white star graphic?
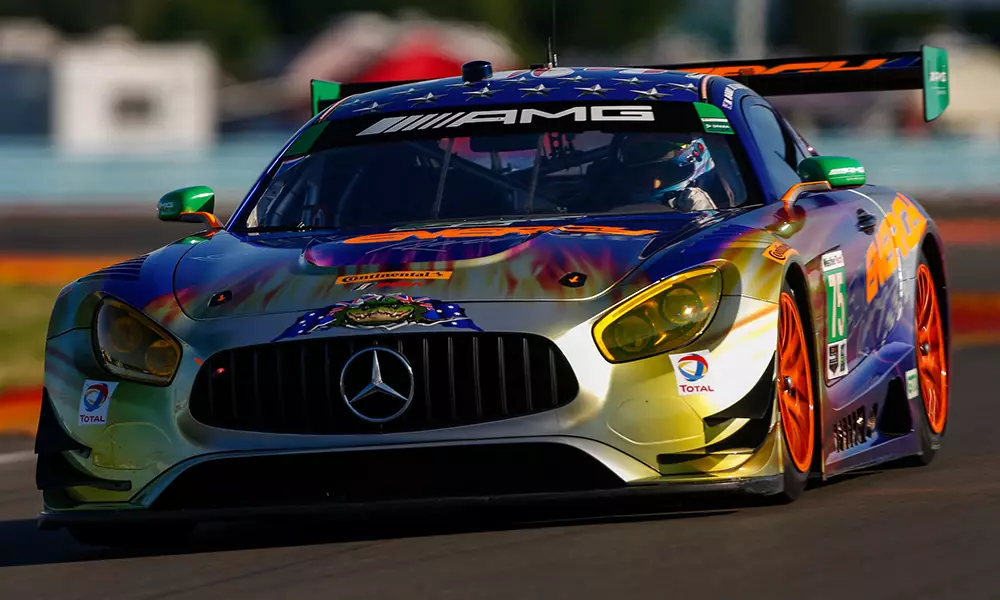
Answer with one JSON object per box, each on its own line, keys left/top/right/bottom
{"left": 559, "top": 75, "right": 591, "bottom": 83}
{"left": 353, "top": 101, "right": 384, "bottom": 113}
{"left": 575, "top": 84, "right": 610, "bottom": 96}
{"left": 663, "top": 82, "right": 698, "bottom": 93}
{"left": 632, "top": 87, "right": 669, "bottom": 99}
{"left": 391, "top": 87, "right": 420, "bottom": 96}
{"left": 519, "top": 84, "right": 552, "bottom": 96}
{"left": 500, "top": 76, "right": 531, "bottom": 84}
{"left": 613, "top": 76, "right": 645, "bottom": 85}
{"left": 464, "top": 85, "right": 498, "bottom": 99}
{"left": 446, "top": 80, "right": 479, "bottom": 88}
{"left": 410, "top": 92, "right": 444, "bottom": 104}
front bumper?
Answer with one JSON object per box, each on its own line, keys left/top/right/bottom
{"left": 39, "top": 476, "right": 785, "bottom": 530}
{"left": 39, "top": 434, "right": 786, "bottom": 530}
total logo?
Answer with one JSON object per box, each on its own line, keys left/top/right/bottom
{"left": 78, "top": 380, "right": 118, "bottom": 426}
{"left": 668, "top": 350, "right": 715, "bottom": 396}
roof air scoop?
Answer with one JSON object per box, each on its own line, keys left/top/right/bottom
{"left": 461, "top": 60, "right": 493, "bottom": 83}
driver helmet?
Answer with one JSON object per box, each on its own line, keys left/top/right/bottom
{"left": 616, "top": 135, "right": 716, "bottom": 204}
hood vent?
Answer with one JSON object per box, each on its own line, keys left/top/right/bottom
{"left": 79, "top": 254, "right": 148, "bottom": 282}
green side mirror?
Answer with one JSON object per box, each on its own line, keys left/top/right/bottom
{"left": 798, "top": 156, "right": 866, "bottom": 188}
{"left": 157, "top": 186, "right": 222, "bottom": 229}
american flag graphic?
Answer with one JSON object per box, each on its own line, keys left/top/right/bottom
{"left": 276, "top": 293, "right": 481, "bottom": 340}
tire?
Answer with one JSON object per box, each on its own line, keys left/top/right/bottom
{"left": 773, "top": 281, "right": 818, "bottom": 503}
{"left": 67, "top": 522, "right": 195, "bottom": 549}
{"left": 907, "top": 253, "right": 949, "bottom": 466}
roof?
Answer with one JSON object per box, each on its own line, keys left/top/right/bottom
{"left": 323, "top": 67, "right": 721, "bottom": 120}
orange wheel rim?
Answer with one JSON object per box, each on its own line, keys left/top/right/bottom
{"left": 915, "top": 264, "right": 948, "bottom": 434}
{"left": 777, "top": 292, "right": 815, "bottom": 473}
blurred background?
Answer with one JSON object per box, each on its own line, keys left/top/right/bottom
{"left": 2, "top": 0, "right": 1000, "bottom": 430}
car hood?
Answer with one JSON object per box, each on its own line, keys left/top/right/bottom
{"left": 172, "top": 213, "right": 730, "bottom": 320}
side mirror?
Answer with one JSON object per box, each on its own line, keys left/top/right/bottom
{"left": 157, "top": 186, "right": 223, "bottom": 229}
{"left": 780, "top": 156, "right": 866, "bottom": 211}
{"left": 797, "top": 156, "right": 866, "bottom": 188}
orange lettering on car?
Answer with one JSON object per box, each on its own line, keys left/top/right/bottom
{"left": 863, "top": 194, "right": 929, "bottom": 302}
{"left": 765, "top": 62, "right": 830, "bottom": 74}
{"left": 892, "top": 194, "right": 926, "bottom": 253}
{"left": 440, "top": 226, "right": 554, "bottom": 238}
{"left": 713, "top": 65, "right": 769, "bottom": 77}
{"left": 342, "top": 231, "right": 414, "bottom": 244}
{"left": 819, "top": 59, "right": 887, "bottom": 72}
{"left": 676, "top": 59, "right": 886, "bottom": 77}
{"left": 344, "top": 225, "right": 658, "bottom": 244}
{"left": 560, "top": 225, "right": 658, "bottom": 236}
{"left": 884, "top": 210, "right": 908, "bottom": 259}
{"left": 865, "top": 244, "right": 880, "bottom": 303}
{"left": 875, "top": 219, "right": 899, "bottom": 286}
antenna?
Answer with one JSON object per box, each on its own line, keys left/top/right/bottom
{"left": 548, "top": 0, "right": 558, "bottom": 67}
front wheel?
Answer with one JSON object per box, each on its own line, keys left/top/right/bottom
{"left": 774, "top": 284, "right": 817, "bottom": 502}
{"left": 909, "top": 257, "right": 949, "bottom": 465}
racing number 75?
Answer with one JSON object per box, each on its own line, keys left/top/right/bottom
{"left": 827, "top": 271, "right": 847, "bottom": 340}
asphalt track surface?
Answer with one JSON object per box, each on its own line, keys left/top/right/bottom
{"left": 1, "top": 218, "right": 999, "bottom": 599}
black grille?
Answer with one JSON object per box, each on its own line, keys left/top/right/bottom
{"left": 189, "top": 332, "right": 579, "bottom": 434}
{"left": 78, "top": 254, "right": 148, "bottom": 282}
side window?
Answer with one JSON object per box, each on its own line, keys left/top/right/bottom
{"left": 743, "top": 103, "right": 801, "bottom": 195}
{"left": 781, "top": 114, "right": 815, "bottom": 166}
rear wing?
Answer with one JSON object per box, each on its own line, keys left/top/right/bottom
{"left": 311, "top": 46, "right": 949, "bottom": 121}
{"left": 653, "top": 46, "right": 949, "bottom": 121}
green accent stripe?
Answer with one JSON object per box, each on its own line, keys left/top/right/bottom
{"left": 284, "top": 121, "right": 329, "bottom": 158}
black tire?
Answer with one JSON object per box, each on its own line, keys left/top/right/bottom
{"left": 773, "top": 280, "right": 817, "bottom": 503}
{"left": 67, "top": 522, "right": 195, "bottom": 549}
{"left": 907, "top": 252, "right": 948, "bottom": 466}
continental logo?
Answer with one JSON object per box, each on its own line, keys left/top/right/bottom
{"left": 762, "top": 241, "right": 796, "bottom": 264}
{"left": 343, "top": 225, "right": 659, "bottom": 244}
{"left": 336, "top": 270, "right": 452, "bottom": 285}
{"left": 679, "top": 58, "right": 888, "bottom": 78}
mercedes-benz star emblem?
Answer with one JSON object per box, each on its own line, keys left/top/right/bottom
{"left": 340, "top": 347, "right": 414, "bottom": 423}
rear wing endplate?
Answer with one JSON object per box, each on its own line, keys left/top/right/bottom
{"left": 310, "top": 46, "right": 949, "bottom": 121}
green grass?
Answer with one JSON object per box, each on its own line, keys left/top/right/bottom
{"left": 0, "top": 284, "right": 64, "bottom": 390}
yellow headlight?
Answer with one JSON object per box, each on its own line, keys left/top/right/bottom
{"left": 93, "top": 299, "right": 182, "bottom": 385}
{"left": 593, "top": 266, "right": 722, "bottom": 363}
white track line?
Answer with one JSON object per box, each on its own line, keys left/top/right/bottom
{"left": 0, "top": 450, "right": 34, "bottom": 466}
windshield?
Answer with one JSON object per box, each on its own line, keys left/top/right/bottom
{"left": 238, "top": 104, "right": 755, "bottom": 232}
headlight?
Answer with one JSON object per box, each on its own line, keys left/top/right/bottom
{"left": 593, "top": 266, "right": 722, "bottom": 362}
{"left": 93, "top": 299, "right": 182, "bottom": 385}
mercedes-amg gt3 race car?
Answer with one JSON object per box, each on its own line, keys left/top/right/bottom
{"left": 36, "top": 48, "right": 951, "bottom": 547}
